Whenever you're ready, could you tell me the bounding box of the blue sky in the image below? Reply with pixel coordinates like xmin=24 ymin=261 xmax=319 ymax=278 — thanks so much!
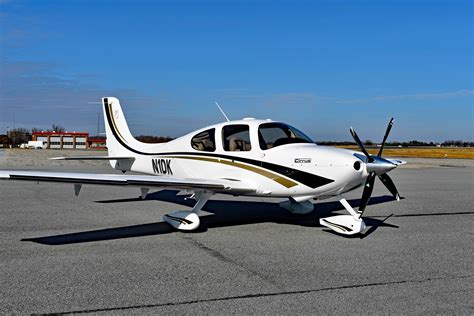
xmin=1 ymin=0 xmax=472 ymax=141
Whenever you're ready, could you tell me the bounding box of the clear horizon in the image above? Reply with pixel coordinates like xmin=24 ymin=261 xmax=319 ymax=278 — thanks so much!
xmin=1 ymin=0 xmax=473 ymax=142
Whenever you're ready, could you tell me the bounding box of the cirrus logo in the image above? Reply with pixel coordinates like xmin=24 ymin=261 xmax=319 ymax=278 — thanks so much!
xmin=295 ymin=158 xmax=311 ymax=163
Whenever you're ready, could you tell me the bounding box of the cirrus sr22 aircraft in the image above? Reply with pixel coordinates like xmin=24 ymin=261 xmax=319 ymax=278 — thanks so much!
xmin=0 ymin=97 xmax=406 ymax=236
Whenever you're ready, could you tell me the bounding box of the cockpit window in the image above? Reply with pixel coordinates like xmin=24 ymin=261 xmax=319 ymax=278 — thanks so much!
xmin=258 ymin=123 xmax=313 ymax=150
xmin=222 ymin=124 xmax=251 ymax=151
xmin=191 ymin=128 xmax=216 ymax=152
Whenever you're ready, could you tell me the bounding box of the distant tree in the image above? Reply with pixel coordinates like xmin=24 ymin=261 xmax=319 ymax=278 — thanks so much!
xmin=0 ymin=134 xmax=8 ymax=147
xmin=442 ymin=140 xmax=464 ymax=147
xmin=31 ymin=127 xmax=42 ymax=133
xmin=8 ymin=128 xmax=31 ymax=146
xmin=312 ymin=139 xmax=473 ymax=147
xmin=462 ymin=142 xmax=474 ymax=147
xmin=407 ymin=140 xmax=430 ymax=146
xmin=315 ymin=141 xmax=355 ymax=146
xmin=49 ymin=124 xmax=66 ymax=133
xmin=364 ymin=139 xmax=373 ymax=146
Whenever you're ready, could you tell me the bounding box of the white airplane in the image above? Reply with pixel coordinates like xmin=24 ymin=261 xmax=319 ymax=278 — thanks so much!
xmin=0 ymin=97 xmax=405 ymax=235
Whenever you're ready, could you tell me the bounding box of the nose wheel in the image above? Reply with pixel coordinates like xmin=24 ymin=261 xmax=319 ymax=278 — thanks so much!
xmin=319 ymin=196 xmax=366 ymax=235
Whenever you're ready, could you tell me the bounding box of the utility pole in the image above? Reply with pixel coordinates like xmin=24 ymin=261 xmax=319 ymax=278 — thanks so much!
xmin=96 ymin=112 xmax=100 ymax=137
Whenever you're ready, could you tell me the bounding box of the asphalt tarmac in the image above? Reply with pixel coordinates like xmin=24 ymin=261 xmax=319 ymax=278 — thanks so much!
xmin=0 ymin=153 xmax=473 ymax=314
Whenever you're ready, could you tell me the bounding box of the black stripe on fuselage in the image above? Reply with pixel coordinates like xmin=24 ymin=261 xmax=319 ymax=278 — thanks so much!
xmin=103 ymin=103 xmax=334 ymax=189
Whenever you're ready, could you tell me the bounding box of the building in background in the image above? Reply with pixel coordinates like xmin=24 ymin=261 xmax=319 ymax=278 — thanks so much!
xmin=32 ymin=132 xmax=89 ymax=149
xmin=88 ymin=137 xmax=107 ymax=150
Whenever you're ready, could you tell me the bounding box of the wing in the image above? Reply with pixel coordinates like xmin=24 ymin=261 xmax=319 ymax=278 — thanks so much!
xmin=0 ymin=170 xmax=255 ymax=195
xmin=50 ymin=156 xmax=135 ymax=161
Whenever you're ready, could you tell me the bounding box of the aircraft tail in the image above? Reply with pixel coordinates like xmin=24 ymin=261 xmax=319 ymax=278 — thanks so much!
xmin=102 ymin=97 xmax=142 ymax=157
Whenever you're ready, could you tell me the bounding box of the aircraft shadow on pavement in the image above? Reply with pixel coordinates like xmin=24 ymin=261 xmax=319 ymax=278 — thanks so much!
xmin=22 ymin=191 xmax=399 ymax=245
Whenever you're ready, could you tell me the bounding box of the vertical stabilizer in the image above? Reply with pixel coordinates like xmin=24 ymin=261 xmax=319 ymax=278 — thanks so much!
xmin=102 ymin=97 xmax=137 ymax=157
xmin=101 ymin=97 xmax=166 ymax=167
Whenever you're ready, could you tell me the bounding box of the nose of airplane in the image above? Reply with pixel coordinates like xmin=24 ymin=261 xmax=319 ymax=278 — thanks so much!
xmin=365 ymin=156 xmax=397 ymax=175
xmin=324 ymin=148 xmax=367 ymax=187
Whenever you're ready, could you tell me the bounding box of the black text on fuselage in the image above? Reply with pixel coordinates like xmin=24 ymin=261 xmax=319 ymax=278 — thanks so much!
xmin=152 ymin=158 xmax=173 ymax=175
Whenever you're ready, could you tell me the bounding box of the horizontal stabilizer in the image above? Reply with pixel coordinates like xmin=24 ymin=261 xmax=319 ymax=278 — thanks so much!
xmin=50 ymin=156 xmax=135 ymax=161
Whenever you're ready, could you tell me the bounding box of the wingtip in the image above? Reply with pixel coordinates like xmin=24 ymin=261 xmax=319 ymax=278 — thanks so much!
xmin=0 ymin=170 xmax=11 ymax=178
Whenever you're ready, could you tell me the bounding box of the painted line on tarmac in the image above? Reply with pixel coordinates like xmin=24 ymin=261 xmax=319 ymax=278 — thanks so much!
xmin=41 ymin=274 xmax=474 ymax=315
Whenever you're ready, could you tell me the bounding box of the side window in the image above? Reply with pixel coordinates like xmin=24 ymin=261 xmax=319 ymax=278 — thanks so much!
xmin=191 ymin=128 xmax=215 ymax=152
xmin=222 ymin=125 xmax=252 ymax=151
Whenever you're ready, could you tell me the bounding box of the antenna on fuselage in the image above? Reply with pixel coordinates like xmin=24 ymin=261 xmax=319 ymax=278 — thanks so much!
xmin=215 ymin=101 xmax=230 ymax=122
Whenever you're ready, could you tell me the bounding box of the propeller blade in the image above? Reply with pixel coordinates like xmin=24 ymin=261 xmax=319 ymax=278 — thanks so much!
xmin=378 ymin=173 xmax=400 ymax=201
xmin=358 ymin=172 xmax=376 ymax=217
xmin=377 ymin=117 xmax=394 ymax=157
xmin=350 ymin=127 xmax=373 ymax=162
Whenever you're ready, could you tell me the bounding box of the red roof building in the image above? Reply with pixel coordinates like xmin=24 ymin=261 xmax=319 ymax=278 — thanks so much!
xmin=88 ymin=137 xmax=107 ymax=150
xmin=32 ymin=132 xmax=90 ymax=149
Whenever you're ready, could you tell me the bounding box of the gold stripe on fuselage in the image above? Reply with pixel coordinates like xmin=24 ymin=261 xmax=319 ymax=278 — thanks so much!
xmin=165 ymin=155 xmax=298 ymax=188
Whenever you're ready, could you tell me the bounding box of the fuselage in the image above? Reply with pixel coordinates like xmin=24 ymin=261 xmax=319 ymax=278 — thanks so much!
xmin=108 ymin=118 xmax=368 ymax=199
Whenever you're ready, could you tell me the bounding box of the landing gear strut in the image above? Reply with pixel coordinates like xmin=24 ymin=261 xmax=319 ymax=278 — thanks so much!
xmin=163 ymin=191 xmax=212 ymax=231
xmin=279 ymin=196 xmax=315 ymax=215
xmin=319 ymin=195 xmax=366 ymax=235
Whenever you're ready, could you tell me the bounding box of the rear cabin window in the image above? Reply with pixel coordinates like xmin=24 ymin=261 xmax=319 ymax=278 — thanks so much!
xmin=222 ymin=125 xmax=252 ymax=151
xmin=191 ymin=128 xmax=216 ymax=152
xmin=258 ymin=123 xmax=313 ymax=150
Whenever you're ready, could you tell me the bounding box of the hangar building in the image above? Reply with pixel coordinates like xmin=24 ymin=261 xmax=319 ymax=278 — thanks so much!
xmin=32 ymin=132 xmax=89 ymax=149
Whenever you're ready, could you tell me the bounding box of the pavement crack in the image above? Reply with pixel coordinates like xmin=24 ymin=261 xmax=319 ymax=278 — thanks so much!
xmin=44 ymin=274 xmax=474 ymax=315
xmin=182 ymin=236 xmax=233 ymax=265
xmin=180 ymin=235 xmax=280 ymax=288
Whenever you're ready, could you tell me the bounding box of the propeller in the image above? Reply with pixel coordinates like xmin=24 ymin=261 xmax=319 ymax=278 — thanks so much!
xmin=358 ymin=172 xmax=376 ymax=215
xmin=377 ymin=118 xmax=394 ymax=157
xmin=350 ymin=118 xmax=401 ymax=217
xmin=350 ymin=127 xmax=373 ymax=162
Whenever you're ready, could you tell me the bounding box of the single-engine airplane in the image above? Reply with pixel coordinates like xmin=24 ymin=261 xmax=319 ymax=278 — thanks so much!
xmin=0 ymin=97 xmax=405 ymax=235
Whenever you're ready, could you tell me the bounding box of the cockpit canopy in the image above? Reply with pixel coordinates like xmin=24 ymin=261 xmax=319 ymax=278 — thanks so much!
xmin=258 ymin=122 xmax=313 ymax=150
xmin=190 ymin=121 xmax=314 ymax=152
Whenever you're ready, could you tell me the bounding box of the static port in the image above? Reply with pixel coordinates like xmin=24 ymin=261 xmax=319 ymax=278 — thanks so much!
xmin=353 ymin=161 xmax=361 ymax=171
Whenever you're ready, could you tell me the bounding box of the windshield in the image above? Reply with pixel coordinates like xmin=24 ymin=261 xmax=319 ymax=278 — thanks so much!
xmin=258 ymin=123 xmax=313 ymax=150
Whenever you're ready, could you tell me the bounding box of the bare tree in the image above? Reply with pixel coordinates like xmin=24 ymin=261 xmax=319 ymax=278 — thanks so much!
xmin=49 ymin=124 xmax=66 ymax=133
xmin=0 ymin=134 xmax=8 ymax=147
xmin=8 ymin=128 xmax=31 ymax=146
